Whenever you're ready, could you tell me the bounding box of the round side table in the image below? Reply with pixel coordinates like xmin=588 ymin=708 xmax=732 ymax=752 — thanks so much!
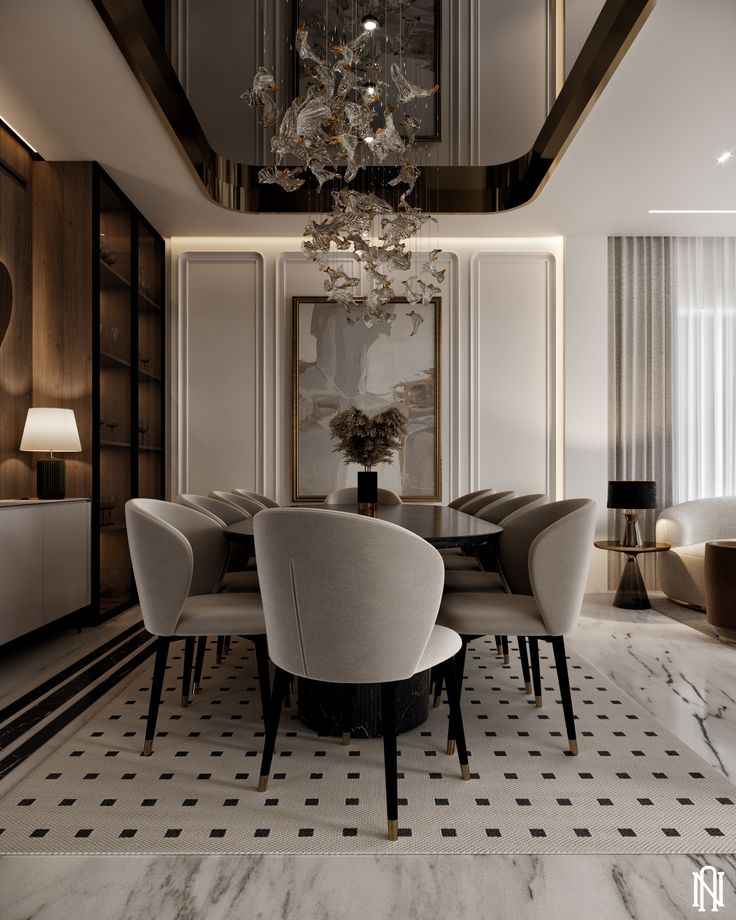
xmin=705 ymin=540 xmax=736 ymax=641
xmin=594 ymin=541 xmax=671 ymax=609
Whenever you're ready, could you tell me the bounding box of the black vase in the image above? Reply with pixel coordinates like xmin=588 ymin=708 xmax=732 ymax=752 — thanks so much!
xmin=357 ymin=470 xmax=378 ymax=504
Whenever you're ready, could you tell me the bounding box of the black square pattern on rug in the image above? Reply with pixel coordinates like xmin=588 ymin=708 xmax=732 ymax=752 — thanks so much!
xmin=1 ymin=636 xmax=735 ymax=856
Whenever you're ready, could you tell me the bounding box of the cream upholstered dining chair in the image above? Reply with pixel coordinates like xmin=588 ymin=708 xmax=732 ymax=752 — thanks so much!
xmin=431 ymin=494 xmax=549 ymax=702
xmin=177 ymin=492 xmax=259 ymax=581
xmin=209 ymin=490 xmax=267 ymax=517
xmin=177 ymin=492 xmax=248 ymax=526
xmin=442 ymin=491 xmax=516 ymax=571
xmin=438 ymin=499 xmax=596 ymax=756
xmin=447 ymin=488 xmax=495 ymax=510
xmin=125 ymin=499 xmax=268 ymax=755
xmin=456 ymin=489 xmax=515 ymax=516
xmin=233 ymin=489 xmax=280 ymax=508
xmin=253 ymin=507 xmax=470 ymax=841
xmin=176 ymin=492 xmax=259 ymax=673
xmin=324 ymin=486 xmax=402 ymax=505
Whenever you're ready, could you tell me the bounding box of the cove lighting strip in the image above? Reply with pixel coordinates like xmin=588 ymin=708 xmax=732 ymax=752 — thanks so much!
xmin=649 ymin=209 xmax=736 ymax=214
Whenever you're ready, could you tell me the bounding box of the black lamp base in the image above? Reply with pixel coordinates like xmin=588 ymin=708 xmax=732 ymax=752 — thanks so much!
xmin=37 ymin=458 xmax=66 ymax=500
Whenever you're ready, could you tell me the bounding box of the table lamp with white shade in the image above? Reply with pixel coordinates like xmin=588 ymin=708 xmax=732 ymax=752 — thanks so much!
xmin=20 ymin=408 xmax=82 ymax=500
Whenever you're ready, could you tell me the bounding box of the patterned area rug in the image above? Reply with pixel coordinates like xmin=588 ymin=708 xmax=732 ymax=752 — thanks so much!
xmin=1 ymin=637 xmax=735 ymax=855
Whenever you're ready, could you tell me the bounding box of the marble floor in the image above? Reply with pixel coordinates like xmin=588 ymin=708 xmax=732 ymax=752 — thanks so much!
xmin=0 ymin=595 xmax=735 ymax=919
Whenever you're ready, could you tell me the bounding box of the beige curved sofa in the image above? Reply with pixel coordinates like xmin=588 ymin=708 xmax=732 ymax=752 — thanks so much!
xmin=656 ymin=497 xmax=736 ymax=609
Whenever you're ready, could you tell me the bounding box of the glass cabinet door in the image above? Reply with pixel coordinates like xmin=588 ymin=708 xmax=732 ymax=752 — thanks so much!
xmin=97 ymin=176 xmax=133 ymax=614
xmin=135 ymin=222 xmax=164 ymax=501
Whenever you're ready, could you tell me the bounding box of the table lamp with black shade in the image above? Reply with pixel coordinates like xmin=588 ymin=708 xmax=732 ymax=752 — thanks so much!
xmin=20 ymin=408 xmax=82 ymax=500
xmin=607 ymin=480 xmax=657 ymax=546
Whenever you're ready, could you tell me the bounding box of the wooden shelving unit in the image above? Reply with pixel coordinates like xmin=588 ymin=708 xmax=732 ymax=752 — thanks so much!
xmin=32 ymin=161 xmax=165 ymax=620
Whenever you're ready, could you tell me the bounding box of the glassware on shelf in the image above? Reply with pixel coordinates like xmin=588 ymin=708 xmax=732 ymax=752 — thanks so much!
xmin=106 ymin=418 xmax=119 ymax=441
xmin=139 ymin=354 xmax=150 ymax=372
xmin=138 ymin=420 xmax=149 ymax=445
xmin=100 ymin=245 xmax=118 ymax=265
xmin=100 ymin=325 xmax=120 ymax=355
xmin=100 ymin=495 xmax=115 ymax=526
xmin=138 ymin=267 xmax=150 ymax=297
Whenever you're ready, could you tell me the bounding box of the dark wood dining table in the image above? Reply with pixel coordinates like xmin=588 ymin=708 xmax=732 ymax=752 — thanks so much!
xmin=223 ymin=503 xmax=501 ymax=550
xmin=224 ymin=504 xmax=502 ymax=738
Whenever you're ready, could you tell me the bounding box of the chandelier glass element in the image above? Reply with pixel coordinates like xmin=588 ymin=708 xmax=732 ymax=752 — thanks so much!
xmin=242 ymin=6 xmax=443 ymax=332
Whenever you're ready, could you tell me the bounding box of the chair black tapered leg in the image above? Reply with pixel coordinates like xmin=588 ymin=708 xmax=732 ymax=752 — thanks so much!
xmin=432 ymin=671 xmax=444 ymax=707
xmin=442 ymin=658 xmax=471 ymax=778
xmin=551 ymin=636 xmax=578 ymax=755
xmin=435 ymin=635 xmax=468 ymax=709
xmin=528 ymin=636 xmax=543 ymax=707
xmin=501 ymin=635 xmax=509 ymax=665
xmin=494 ymin=635 xmax=503 ymax=656
xmin=142 ymin=636 xmax=170 ymax=756
xmin=381 ymin=680 xmax=399 ymax=841
xmin=252 ymin=635 xmax=272 ymax=718
xmin=454 ymin=636 xmax=468 ymax=687
xmin=258 ymin=666 xmax=289 ymax=791
xmin=517 ymin=636 xmax=532 ymax=694
xmin=341 ymin=684 xmax=353 ymax=745
xmin=216 ymin=636 xmax=225 ymax=664
xmin=445 ymin=637 xmax=468 ymax=755
xmin=192 ymin=636 xmax=207 ymax=693
xmin=180 ymin=637 xmax=195 ymax=707
xmin=429 ymin=666 xmax=439 ymax=699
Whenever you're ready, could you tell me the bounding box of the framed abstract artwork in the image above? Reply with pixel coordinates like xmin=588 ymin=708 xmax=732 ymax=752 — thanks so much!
xmin=292 ymin=296 xmax=441 ymax=502
xmin=291 ymin=0 xmax=441 ymax=141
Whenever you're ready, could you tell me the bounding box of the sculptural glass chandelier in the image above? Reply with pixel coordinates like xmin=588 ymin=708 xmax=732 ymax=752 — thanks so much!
xmin=242 ymin=2 xmax=443 ymax=332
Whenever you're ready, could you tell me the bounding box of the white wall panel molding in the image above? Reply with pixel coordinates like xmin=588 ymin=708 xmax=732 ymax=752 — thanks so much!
xmin=470 ymin=251 xmax=557 ymax=496
xmin=177 ymin=251 xmax=265 ymax=494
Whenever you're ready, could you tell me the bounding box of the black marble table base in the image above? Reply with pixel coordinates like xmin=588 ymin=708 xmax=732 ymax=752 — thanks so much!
xmin=297 ymin=672 xmax=430 ymax=738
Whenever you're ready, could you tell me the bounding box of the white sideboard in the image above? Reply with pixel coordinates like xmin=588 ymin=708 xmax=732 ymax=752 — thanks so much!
xmin=0 ymin=498 xmax=91 ymax=645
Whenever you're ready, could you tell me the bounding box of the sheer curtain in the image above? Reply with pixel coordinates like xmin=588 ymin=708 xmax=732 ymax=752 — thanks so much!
xmin=675 ymin=237 xmax=736 ymax=501
xmin=608 ymin=237 xmax=675 ymax=587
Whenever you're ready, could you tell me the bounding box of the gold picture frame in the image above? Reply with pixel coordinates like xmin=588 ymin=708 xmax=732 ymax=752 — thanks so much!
xmin=292 ymin=296 xmax=441 ymax=503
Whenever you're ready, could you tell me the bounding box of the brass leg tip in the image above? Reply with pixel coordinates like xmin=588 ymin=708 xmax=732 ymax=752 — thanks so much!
xmin=496 ymin=645 xmax=503 ymax=656
xmin=341 ymin=732 xmax=351 ymax=746
xmin=141 ymin=740 xmax=153 ymax=757
xmin=216 ymin=656 xmax=222 ymax=665
xmin=461 ymin=763 xmax=471 ymax=781
xmin=192 ymin=683 xmax=199 ymax=695
xmin=181 ymin=698 xmax=188 ymax=709
xmin=432 ymin=696 xmax=441 ymax=708
xmin=503 ymin=655 xmax=509 ymax=665
xmin=535 ymin=696 xmax=544 ymax=708
xmin=524 ymin=682 xmax=532 ymax=694
xmin=257 ymin=775 xmax=269 ymax=792
xmin=569 ymin=739 xmax=578 ymax=756
xmin=430 ymin=682 xmax=436 ymax=697
xmin=446 ymin=740 xmax=456 ymax=756
xmin=387 ymin=819 xmax=398 ymax=842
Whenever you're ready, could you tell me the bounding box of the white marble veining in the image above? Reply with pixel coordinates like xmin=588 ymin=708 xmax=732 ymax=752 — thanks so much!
xmin=570 ymin=595 xmax=736 ymax=781
xmin=1 ymin=597 xmax=735 ymax=918
xmin=1 ymin=854 xmax=735 ymax=920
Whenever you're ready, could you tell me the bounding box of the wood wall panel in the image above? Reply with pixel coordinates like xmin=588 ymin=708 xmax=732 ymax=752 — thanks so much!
xmin=0 ymin=125 xmax=33 ymax=498
xmin=32 ymin=162 xmax=94 ymax=499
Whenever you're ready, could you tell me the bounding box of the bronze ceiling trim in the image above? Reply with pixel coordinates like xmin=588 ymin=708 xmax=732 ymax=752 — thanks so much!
xmin=92 ymin=0 xmax=655 ymax=214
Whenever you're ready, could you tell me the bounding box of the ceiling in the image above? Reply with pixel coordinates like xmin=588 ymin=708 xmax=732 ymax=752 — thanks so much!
xmin=1 ymin=0 xmax=736 ymax=237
